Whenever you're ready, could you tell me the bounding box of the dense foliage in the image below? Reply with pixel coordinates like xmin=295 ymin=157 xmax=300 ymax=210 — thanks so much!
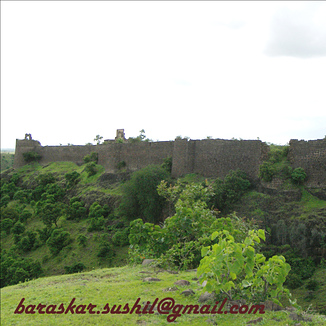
xmin=118 ymin=165 xmax=170 ymax=223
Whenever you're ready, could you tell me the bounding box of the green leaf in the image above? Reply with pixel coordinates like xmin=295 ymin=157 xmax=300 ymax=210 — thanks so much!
xmin=258 ymin=229 xmax=265 ymax=241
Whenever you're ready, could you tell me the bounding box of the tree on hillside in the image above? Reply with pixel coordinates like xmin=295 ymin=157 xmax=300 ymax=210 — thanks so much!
xmin=118 ymin=165 xmax=170 ymax=223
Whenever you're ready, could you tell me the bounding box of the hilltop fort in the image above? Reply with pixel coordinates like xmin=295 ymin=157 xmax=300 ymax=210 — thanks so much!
xmin=13 ymin=130 xmax=326 ymax=188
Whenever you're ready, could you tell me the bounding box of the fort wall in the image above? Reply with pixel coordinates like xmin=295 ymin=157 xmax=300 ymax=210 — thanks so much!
xmin=288 ymin=139 xmax=326 ymax=188
xmin=13 ymin=136 xmax=326 ymax=188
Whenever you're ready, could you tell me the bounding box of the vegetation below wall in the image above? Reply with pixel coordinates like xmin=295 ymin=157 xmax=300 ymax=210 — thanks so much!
xmin=1 ymin=146 xmax=326 ymax=317
xmin=1 ymin=152 xmax=14 ymax=171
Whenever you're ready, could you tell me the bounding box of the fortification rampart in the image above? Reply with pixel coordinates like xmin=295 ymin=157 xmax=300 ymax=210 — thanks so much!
xmin=13 ymin=135 xmax=326 ymax=187
xmin=288 ymin=138 xmax=326 ymax=188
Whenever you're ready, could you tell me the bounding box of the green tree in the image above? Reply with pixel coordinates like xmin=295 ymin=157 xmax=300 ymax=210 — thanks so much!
xmin=118 ymin=165 xmax=170 ymax=223
xmin=46 ymin=229 xmax=72 ymax=255
xmin=94 ymin=135 xmax=103 ymax=145
xmin=198 ymin=229 xmax=293 ymax=305
xmin=291 ymin=167 xmax=307 ymax=185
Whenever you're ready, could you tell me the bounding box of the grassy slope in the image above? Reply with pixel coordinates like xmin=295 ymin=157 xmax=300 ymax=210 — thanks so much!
xmin=1 ymin=162 xmax=127 ymax=277
xmin=2 ymin=264 xmax=326 ymax=326
xmin=2 ymin=162 xmax=326 ymax=324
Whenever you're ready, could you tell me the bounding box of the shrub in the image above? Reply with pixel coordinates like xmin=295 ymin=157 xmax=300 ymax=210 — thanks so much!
xmin=0 ymin=206 xmax=19 ymax=221
xmin=198 ymin=229 xmax=292 ymax=304
xmin=161 ymin=156 xmax=172 ymax=173
xmin=65 ymin=171 xmax=81 ymax=188
xmin=1 ymin=218 xmax=14 ymax=234
xmin=37 ymin=227 xmax=53 ymax=244
xmin=19 ymin=209 xmax=32 ymax=223
xmin=13 ymin=190 xmax=29 ymax=203
xmin=83 ymin=152 xmax=98 ymax=164
xmin=97 ymin=236 xmax=115 ymax=260
xmin=36 ymin=173 xmax=56 ymax=186
xmin=0 ymin=194 xmax=10 ymax=208
xmin=64 ymin=263 xmax=86 ymax=274
xmin=12 ymin=221 xmax=25 ymax=235
xmin=88 ymin=217 xmax=104 ymax=232
xmin=46 ymin=228 xmax=72 ymax=255
xmin=118 ymin=165 xmax=170 ymax=223
xmin=306 ymin=279 xmax=319 ymax=291
xmin=1 ymin=182 xmax=18 ymax=199
xmin=291 ymin=167 xmax=307 ymax=185
xmin=23 ymin=151 xmax=41 ymax=163
xmin=89 ymin=202 xmax=105 ymax=218
xmin=85 ymin=162 xmax=97 ymax=177
xmin=259 ymin=162 xmax=275 ymax=182
xmin=67 ymin=198 xmax=86 ymax=220
xmin=0 ymin=252 xmax=43 ymax=288
xmin=111 ymin=228 xmax=130 ymax=247
xmin=211 ymin=170 xmax=251 ymax=211
xmin=18 ymin=231 xmax=38 ymax=252
xmin=77 ymin=234 xmax=87 ymax=247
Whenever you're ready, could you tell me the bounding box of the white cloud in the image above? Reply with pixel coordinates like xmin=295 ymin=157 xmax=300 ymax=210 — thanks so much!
xmin=265 ymin=3 xmax=326 ymax=58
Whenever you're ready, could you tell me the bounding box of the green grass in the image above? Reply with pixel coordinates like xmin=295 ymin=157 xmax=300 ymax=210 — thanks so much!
xmin=299 ymin=189 xmax=326 ymax=210
xmin=2 ymin=264 xmax=325 ymax=326
xmin=292 ymin=267 xmax=326 ymax=315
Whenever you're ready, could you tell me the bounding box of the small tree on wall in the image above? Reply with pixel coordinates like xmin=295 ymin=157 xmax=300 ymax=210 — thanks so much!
xmin=94 ymin=135 xmax=103 ymax=145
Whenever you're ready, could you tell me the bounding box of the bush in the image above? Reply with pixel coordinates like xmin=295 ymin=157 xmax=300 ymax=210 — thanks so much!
xmin=0 ymin=252 xmax=43 ymax=288
xmin=85 ymin=162 xmax=97 ymax=177
xmin=0 ymin=194 xmax=10 ymax=208
xmin=13 ymin=190 xmax=29 ymax=203
xmin=161 ymin=156 xmax=172 ymax=173
xmin=259 ymin=162 xmax=275 ymax=182
xmin=12 ymin=221 xmax=25 ymax=235
xmin=77 ymin=234 xmax=87 ymax=247
xmin=64 ymin=263 xmax=86 ymax=274
xmin=198 ymin=229 xmax=292 ymax=305
xmin=291 ymin=167 xmax=307 ymax=185
xmin=97 ymin=236 xmax=115 ymax=260
xmin=19 ymin=209 xmax=32 ymax=223
xmin=306 ymin=279 xmax=319 ymax=291
xmin=46 ymin=228 xmax=72 ymax=255
xmin=0 ymin=206 xmax=19 ymax=221
xmin=286 ymin=272 xmax=303 ymax=289
xmin=211 ymin=170 xmax=251 ymax=211
xmin=118 ymin=165 xmax=170 ymax=223
xmin=1 ymin=218 xmax=14 ymax=234
xmin=65 ymin=171 xmax=81 ymax=188
xmin=1 ymin=182 xmax=18 ymax=199
xmin=67 ymin=198 xmax=86 ymax=220
xmin=83 ymin=152 xmax=98 ymax=164
xmin=111 ymin=228 xmax=130 ymax=247
xmin=23 ymin=151 xmax=41 ymax=163
xmin=88 ymin=217 xmax=104 ymax=232
xmin=36 ymin=173 xmax=56 ymax=186
xmin=18 ymin=231 xmax=38 ymax=252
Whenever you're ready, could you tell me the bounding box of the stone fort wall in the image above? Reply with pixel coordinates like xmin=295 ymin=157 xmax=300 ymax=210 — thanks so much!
xmin=288 ymin=138 xmax=326 ymax=188
xmin=13 ymin=137 xmax=326 ymax=187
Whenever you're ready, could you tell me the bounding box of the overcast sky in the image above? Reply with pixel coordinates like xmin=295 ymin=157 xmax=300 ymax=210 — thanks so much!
xmin=1 ymin=1 xmax=326 ymax=149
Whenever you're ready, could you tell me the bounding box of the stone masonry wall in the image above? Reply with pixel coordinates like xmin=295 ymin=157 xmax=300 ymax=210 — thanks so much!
xmin=288 ymin=139 xmax=326 ymax=188
xmin=13 ymin=137 xmax=326 ymax=187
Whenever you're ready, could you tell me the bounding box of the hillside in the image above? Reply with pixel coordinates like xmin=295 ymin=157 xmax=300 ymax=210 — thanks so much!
xmin=1 ymin=152 xmax=15 ymax=171
xmin=2 ymin=264 xmax=326 ymax=325
xmin=1 ymin=148 xmax=326 ymax=323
